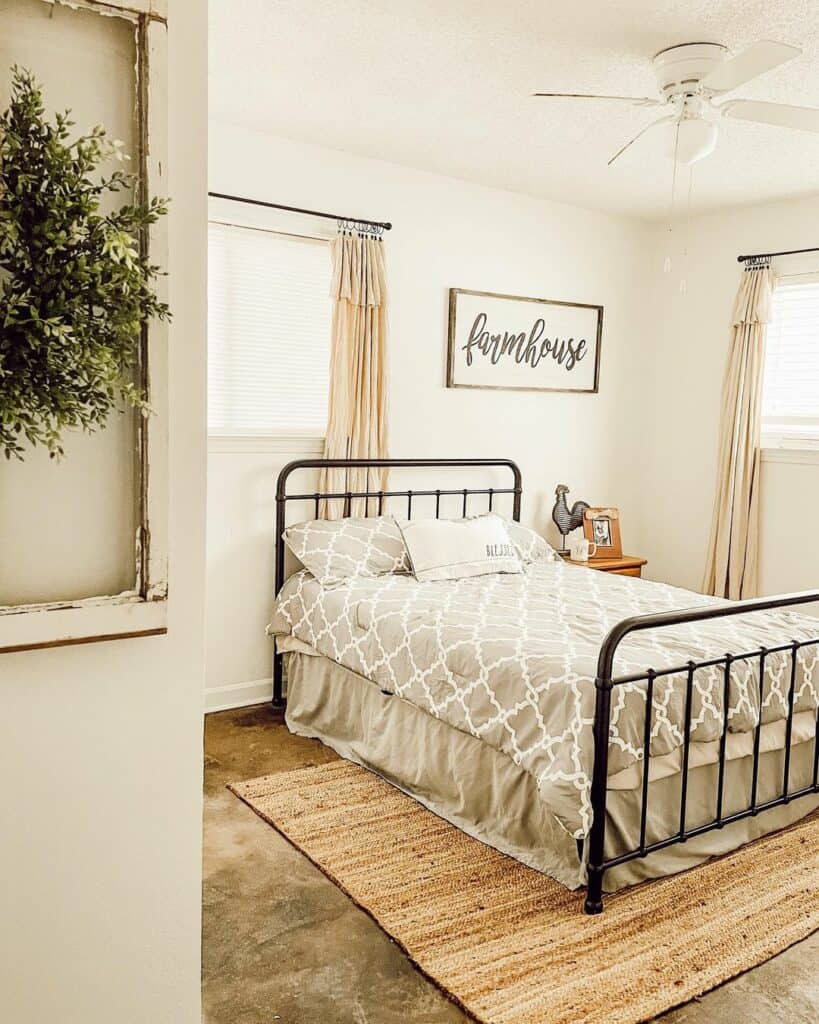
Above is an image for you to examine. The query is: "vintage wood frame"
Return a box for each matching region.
[0,0,169,654]
[446,288,603,394]
[583,506,623,559]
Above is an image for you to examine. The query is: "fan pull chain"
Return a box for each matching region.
[663,121,681,274]
[679,163,694,295]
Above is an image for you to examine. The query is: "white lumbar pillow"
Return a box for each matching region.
[395,514,522,582]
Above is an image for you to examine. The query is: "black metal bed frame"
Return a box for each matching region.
[273,458,819,915]
[586,596,819,913]
[273,458,522,708]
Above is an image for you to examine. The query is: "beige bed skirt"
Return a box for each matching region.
[282,649,819,892]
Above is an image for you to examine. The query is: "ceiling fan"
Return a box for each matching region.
[534,41,819,166]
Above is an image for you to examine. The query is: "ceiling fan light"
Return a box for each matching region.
[667,118,718,164]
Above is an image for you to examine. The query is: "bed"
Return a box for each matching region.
[268,457,819,914]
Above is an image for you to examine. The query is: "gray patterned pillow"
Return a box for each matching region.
[283,516,411,586]
[502,518,559,564]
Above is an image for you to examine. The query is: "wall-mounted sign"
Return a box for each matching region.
[446,288,602,394]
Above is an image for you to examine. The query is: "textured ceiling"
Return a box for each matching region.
[208,0,819,220]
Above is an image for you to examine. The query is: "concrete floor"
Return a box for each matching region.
[203,704,819,1024]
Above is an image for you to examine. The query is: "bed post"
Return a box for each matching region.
[271,465,288,710]
[272,647,284,709]
[511,462,522,522]
[584,617,624,914]
[584,674,612,914]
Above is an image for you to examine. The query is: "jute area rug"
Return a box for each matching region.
[230,760,819,1024]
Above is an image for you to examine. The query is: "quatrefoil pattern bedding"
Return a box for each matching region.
[270,557,819,838]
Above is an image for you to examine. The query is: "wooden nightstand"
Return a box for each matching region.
[560,553,647,578]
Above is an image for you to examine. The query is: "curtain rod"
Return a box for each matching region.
[208,191,392,231]
[737,246,819,264]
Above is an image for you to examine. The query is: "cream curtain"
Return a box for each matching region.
[320,231,388,519]
[701,264,774,599]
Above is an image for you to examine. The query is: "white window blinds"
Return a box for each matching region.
[208,221,331,437]
[762,275,819,447]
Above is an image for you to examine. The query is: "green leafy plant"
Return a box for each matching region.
[0,66,170,460]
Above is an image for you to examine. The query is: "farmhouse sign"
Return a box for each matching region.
[447,288,602,394]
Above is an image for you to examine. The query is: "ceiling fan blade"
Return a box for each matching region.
[722,99,819,133]
[607,116,675,166]
[702,40,800,93]
[533,92,660,107]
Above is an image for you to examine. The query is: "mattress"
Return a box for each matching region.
[270,558,819,839]
[282,647,819,892]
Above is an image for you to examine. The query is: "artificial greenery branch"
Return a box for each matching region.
[0,66,170,460]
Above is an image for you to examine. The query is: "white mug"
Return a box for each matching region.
[570,537,597,562]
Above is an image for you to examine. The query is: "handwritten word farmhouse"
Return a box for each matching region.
[462,311,587,373]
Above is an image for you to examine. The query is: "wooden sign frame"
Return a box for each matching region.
[446,288,603,394]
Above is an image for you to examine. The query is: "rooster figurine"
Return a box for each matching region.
[552,484,589,554]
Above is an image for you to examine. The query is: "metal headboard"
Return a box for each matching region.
[272,457,522,707]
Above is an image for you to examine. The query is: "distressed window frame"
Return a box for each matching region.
[0,0,170,653]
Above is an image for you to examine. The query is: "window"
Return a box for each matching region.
[208,221,331,437]
[762,275,819,448]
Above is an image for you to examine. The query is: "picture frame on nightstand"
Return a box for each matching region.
[583,507,622,559]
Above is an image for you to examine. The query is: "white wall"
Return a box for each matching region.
[206,123,656,702]
[206,126,819,705]
[637,194,819,596]
[0,3,207,1022]
[759,453,819,598]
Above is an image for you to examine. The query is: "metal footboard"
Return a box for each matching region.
[584,590,819,914]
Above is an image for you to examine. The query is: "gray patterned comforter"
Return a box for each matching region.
[269,560,819,837]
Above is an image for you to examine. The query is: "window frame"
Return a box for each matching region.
[0,0,170,653]
[761,269,819,456]
[206,202,333,451]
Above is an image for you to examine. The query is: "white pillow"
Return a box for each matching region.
[396,515,522,582]
[465,513,558,564]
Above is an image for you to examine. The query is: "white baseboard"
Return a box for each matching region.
[204,676,273,713]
